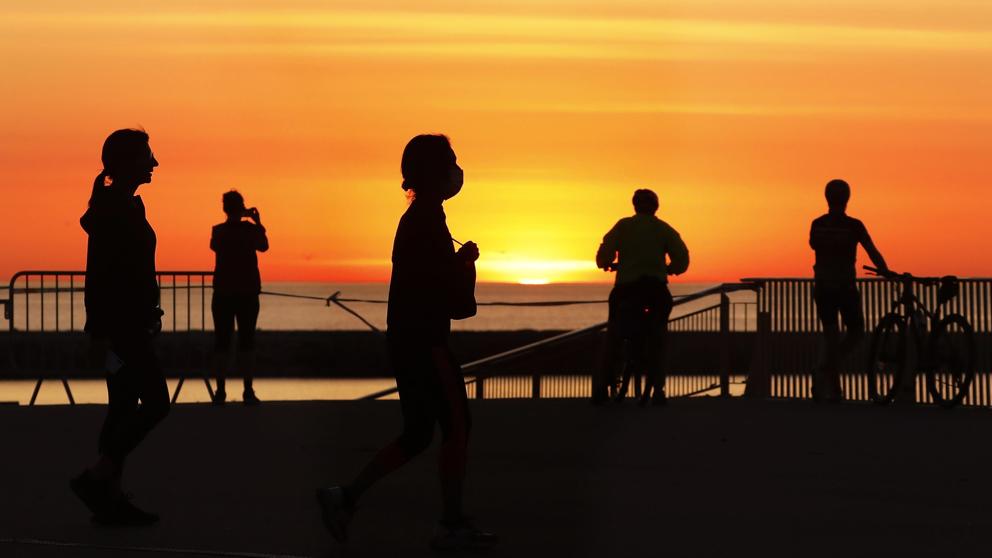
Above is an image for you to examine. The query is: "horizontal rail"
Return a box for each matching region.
[362,282,760,400]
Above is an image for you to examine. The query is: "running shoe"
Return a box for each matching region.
[70,470,112,516]
[430,517,498,551]
[211,389,227,406]
[93,493,159,526]
[315,486,354,542]
[243,389,260,406]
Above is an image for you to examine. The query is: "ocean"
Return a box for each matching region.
[8,281,749,333]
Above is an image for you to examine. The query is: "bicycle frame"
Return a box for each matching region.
[874,268,957,375]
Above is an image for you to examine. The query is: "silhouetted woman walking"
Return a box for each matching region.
[71,129,169,525]
[316,135,497,550]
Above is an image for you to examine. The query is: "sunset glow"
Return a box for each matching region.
[2,1,991,283]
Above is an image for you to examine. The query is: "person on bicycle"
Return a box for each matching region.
[809,179,889,402]
[594,188,689,405]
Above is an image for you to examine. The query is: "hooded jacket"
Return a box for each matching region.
[80,188,159,335]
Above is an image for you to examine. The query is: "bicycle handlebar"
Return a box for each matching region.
[863,265,943,285]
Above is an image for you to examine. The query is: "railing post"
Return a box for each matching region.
[475,377,484,399]
[719,292,731,397]
[531,373,540,399]
[745,311,772,398]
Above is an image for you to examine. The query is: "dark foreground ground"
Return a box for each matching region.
[1,397,991,557]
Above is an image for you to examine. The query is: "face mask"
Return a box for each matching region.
[444,166,464,200]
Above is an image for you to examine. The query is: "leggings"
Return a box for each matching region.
[374,337,471,479]
[97,331,170,466]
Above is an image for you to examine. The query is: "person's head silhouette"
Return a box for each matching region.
[222,190,246,219]
[401,134,462,202]
[90,128,158,205]
[825,179,850,212]
[632,188,659,215]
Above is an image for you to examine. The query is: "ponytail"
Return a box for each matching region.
[88,171,108,207]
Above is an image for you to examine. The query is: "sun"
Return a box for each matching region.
[518,278,551,285]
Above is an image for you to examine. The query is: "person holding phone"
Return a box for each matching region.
[210,190,268,405]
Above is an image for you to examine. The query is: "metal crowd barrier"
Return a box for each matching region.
[4,271,215,405]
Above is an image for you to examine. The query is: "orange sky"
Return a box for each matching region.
[1,1,990,283]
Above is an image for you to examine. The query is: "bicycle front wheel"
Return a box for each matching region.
[867,313,907,405]
[927,314,975,408]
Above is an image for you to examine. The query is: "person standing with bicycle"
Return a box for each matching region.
[809,179,889,402]
[594,188,689,406]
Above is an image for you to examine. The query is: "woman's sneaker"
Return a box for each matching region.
[430,517,498,551]
[93,493,160,526]
[315,486,354,542]
[70,470,112,516]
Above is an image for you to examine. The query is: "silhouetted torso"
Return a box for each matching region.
[387,199,457,344]
[81,190,158,335]
[210,220,268,295]
[600,214,689,285]
[809,212,869,288]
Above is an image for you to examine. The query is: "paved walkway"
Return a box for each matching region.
[1,397,991,557]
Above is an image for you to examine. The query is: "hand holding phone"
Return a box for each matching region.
[244,207,261,224]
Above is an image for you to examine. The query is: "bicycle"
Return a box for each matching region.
[864,265,975,408]
[603,265,664,405]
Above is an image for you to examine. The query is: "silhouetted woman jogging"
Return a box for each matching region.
[71,129,169,526]
[317,135,497,551]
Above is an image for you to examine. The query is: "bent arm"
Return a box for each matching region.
[256,225,269,252]
[861,230,887,272]
[667,232,690,275]
[596,223,620,270]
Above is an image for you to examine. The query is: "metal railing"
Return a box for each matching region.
[6,271,213,333]
[4,271,215,404]
[743,277,992,406]
[362,283,760,400]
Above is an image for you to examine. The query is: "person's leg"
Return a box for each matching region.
[235,295,260,401]
[94,352,141,486]
[644,285,674,402]
[212,293,235,401]
[73,365,135,517]
[593,288,619,403]
[835,288,865,397]
[814,286,842,400]
[77,333,168,519]
[103,334,171,462]
[429,346,497,550]
[433,346,471,523]
[344,342,437,504]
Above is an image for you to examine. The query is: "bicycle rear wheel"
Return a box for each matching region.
[927,314,975,408]
[867,313,907,405]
